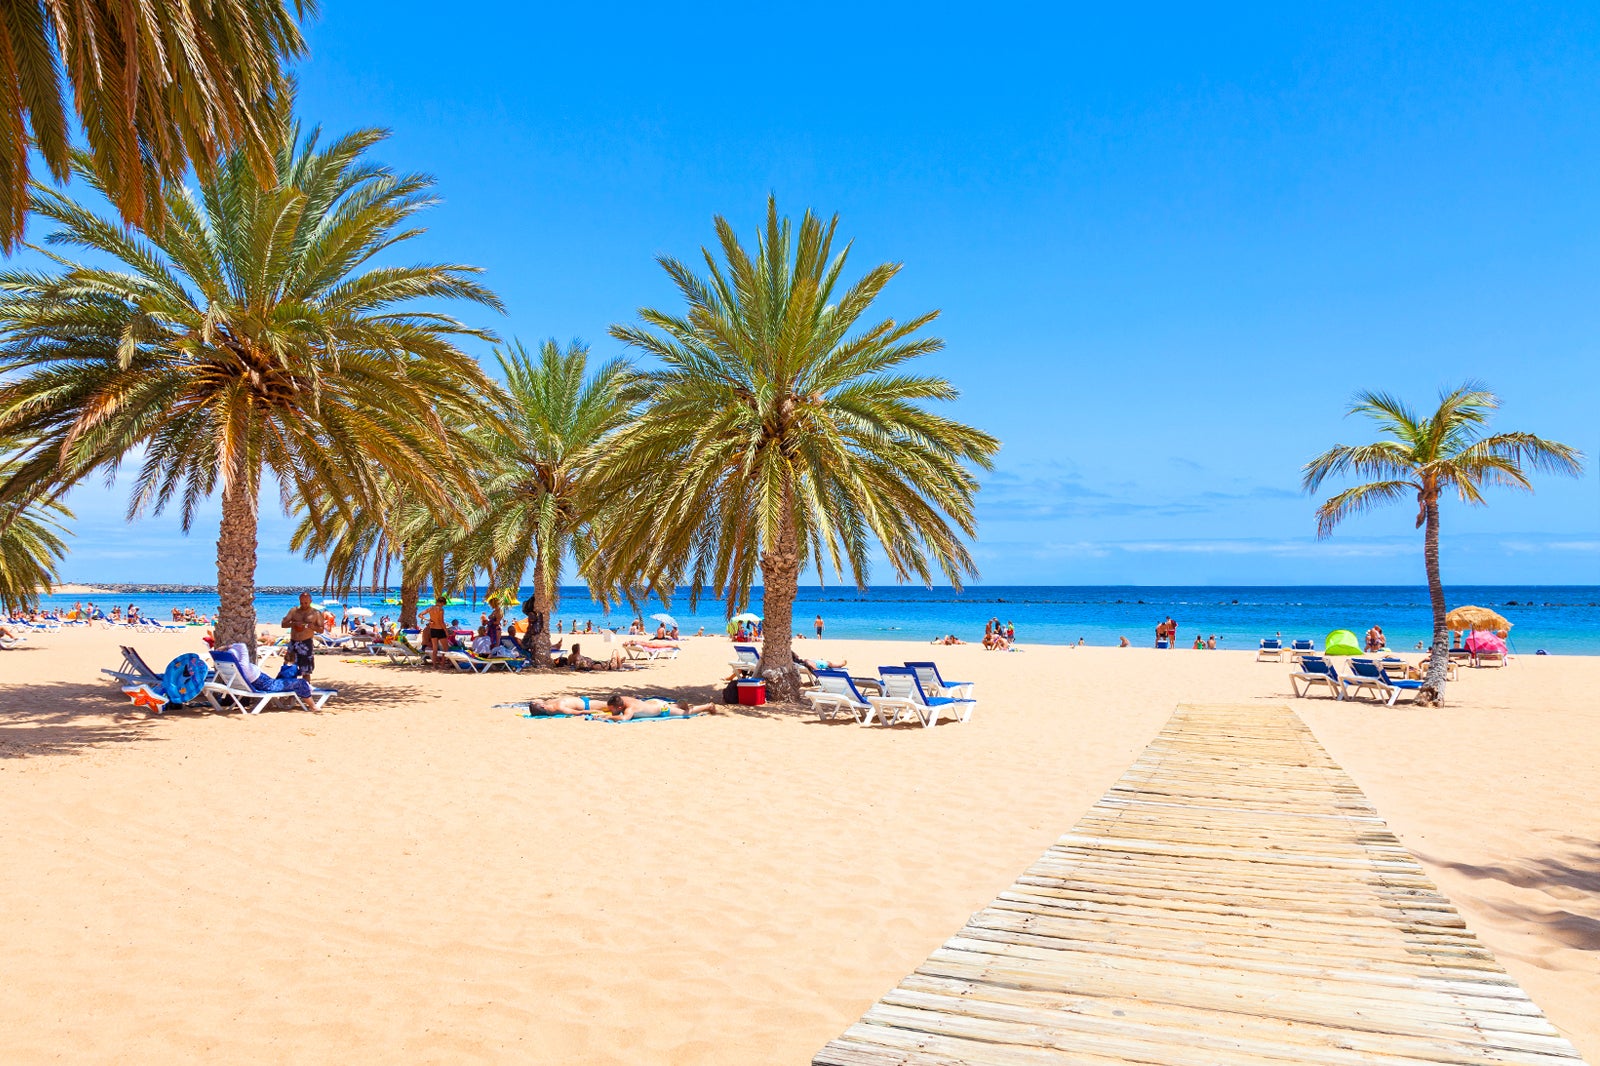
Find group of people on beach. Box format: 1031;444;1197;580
1153;617;1221;649
982;618;1015;650
11;601;224;628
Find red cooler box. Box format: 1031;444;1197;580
736;679;767;706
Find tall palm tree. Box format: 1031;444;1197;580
1;0;311;250
1303;382;1583;704
597;198;1000;701
450;339;635;664
0;104;501;654
0;445;70;613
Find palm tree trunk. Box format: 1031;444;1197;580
530;574;555;667
214;471;260;660
758;500;803;703
398;576;420;630
1419;493;1450;705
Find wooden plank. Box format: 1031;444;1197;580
814;703;1589;1066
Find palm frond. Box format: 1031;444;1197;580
1307;382;1586;541
1;0;312;251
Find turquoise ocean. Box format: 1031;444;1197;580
35;585;1600;655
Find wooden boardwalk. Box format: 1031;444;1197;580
816;703;1587;1066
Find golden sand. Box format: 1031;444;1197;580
1;627;1595;1063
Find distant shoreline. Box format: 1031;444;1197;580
46;583;319;596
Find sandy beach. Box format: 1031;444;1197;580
1;627;1595;1064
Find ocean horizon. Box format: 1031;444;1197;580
37;583;1600;655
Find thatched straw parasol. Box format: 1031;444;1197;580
1445;605;1512;632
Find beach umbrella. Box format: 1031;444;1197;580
1464;631;1508;654
649;612;677;628
346;606;374;618
731;612;761;624
1445;605;1512;632
1324;629;1362;656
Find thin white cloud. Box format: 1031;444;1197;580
1498;539;1600;554
1116;539;1413;558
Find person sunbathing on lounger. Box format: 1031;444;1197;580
567;643;625;671
792;649;847;671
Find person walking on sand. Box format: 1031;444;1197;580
280;592;322;680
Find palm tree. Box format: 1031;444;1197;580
1303;382;1583;704
450;339;634;664
289;475;448;629
597;198;1000;701
1;0;311;250
0;104;502;654
0;445;70;613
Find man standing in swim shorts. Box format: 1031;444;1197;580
281;592;322;680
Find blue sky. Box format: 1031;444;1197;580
29;1;1600;586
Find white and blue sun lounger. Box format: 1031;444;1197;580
871;665;977;728
903;661;974;699
1343;658;1425;707
806;669;877;723
1289;655;1342;700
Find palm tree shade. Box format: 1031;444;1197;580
0;102;502;654
1302;382;1582;704
0;0;311;250
598;198;999;701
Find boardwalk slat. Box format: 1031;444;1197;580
815;703;1588;1066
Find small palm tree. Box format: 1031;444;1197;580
450;339;635;664
598;199;1000;701
1303;382;1583;704
289;475;447;629
1;0;311;250
0;104;502;653
0;445;71;613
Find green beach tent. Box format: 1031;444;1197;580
1324;629;1362;656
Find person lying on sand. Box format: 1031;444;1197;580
527;695;600;715
526;694;720;718
600;694;720;719
932;634;965;645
